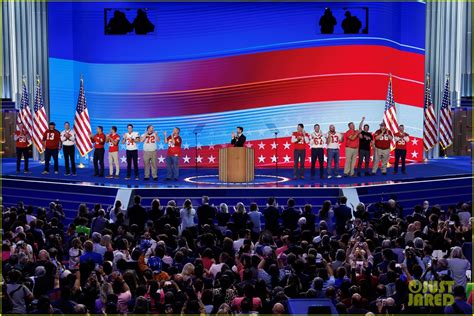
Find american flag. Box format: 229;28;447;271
383;75;399;148
32;78;48;153
423;75;437;151
74;78;93;156
16;79;33;145
439;76;453;149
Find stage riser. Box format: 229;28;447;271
357;177;472;216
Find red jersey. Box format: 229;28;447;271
15;131;29;148
344;129;359;148
373;129;393;150
108;133;120;152
291;131;309;150
394;132;410;150
43;130;61;150
167;135;182;156
92;133;106;149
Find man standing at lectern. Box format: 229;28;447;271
231;126;246;147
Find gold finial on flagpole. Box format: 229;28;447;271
80;73;84;81
36;74;40;84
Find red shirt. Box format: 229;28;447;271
292;131;309;150
167;135;182;156
15;131;29;148
108;133;120;152
394;132;410;150
344;129;360;148
374;129;393;149
92;133;106;149
43;130;61;150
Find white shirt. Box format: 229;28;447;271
124;131;139;151
310;131;326;149
326;132;343;149
60;129;76;146
141;132;158;151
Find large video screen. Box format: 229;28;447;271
48;2;425;168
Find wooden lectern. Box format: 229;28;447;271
219;147;255;182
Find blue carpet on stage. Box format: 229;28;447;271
1;156;472;188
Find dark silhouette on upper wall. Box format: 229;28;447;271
132;9;155;35
319;8;337;34
106;10;133;35
341;10;362;34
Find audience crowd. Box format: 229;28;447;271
1;195;472;315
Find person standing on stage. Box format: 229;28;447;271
231;126;246;147
122;124;140;180
326;124;343;179
310;124;325;179
393;124;409;174
61;122;76;176
343;117;364;177
14;124;30;174
90;126;106;177
357;123;373;176
141;125;159;181
106;126;120;179
291;123;310;180
164;127;182;181
42;122;61;174
372;122;393;175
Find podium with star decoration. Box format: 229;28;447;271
219;147;254;182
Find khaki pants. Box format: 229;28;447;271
108;151;119;176
372;147;390;174
143;150;157;178
344;147;358;176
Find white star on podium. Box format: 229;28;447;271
271;142;278;149
196;155;203;163
271;155;277;163
120;155;127;164
258;142;265;150
283;155;291;163
411;151;418;159
158;155;165;163
283;142;291;150
258;155;266;163
208;155;216;163
183;155;191;163
411;138;418;146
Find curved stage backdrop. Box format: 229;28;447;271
48;2;425;168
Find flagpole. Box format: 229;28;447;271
78;74;86;169
423;73;429;162
443;73;450;159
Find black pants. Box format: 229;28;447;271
394;149;407;172
293;149;306;177
63;145;76;174
93;148;105;176
126;150;139;177
357;149;371;174
310;148;324;177
16;147;29;172
45;148;59;172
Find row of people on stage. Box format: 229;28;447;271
290;117;410;180
14;119;410;181
14;122;182;181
